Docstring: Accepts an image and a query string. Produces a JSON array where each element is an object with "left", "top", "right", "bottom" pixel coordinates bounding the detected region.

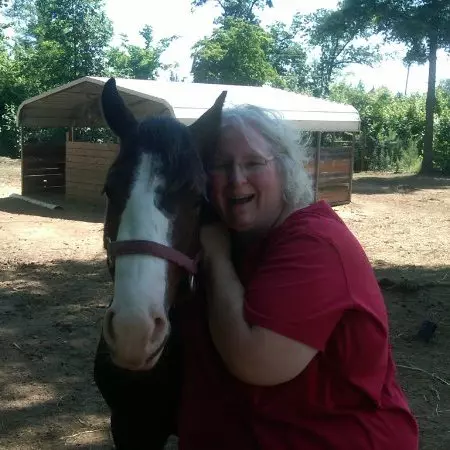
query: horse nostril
[
  {"left": 103, "top": 309, "right": 116, "bottom": 346},
  {"left": 154, "top": 317, "right": 164, "bottom": 333}
]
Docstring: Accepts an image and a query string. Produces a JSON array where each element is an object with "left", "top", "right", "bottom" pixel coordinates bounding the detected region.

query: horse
[{"left": 93, "top": 77, "right": 227, "bottom": 449}]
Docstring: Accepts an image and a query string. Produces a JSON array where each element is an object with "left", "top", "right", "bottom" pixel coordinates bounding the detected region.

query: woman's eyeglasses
[{"left": 208, "top": 158, "right": 274, "bottom": 178}]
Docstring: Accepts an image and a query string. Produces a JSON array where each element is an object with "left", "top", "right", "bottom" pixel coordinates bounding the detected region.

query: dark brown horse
[{"left": 94, "top": 78, "right": 226, "bottom": 449}]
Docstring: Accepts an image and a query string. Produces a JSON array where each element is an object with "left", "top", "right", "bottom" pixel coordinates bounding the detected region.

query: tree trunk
[{"left": 420, "top": 31, "right": 438, "bottom": 174}]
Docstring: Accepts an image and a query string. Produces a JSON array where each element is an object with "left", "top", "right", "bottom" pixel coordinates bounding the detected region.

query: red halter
[{"left": 106, "top": 238, "right": 200, "bottom": 275}]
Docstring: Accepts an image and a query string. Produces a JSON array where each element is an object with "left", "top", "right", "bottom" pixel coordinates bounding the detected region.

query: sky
[
  {"left": 105, "top": 0, "right": 450, "bottom": 94},
  {"left": 3, "top": 0, "right": 449, "bottom": 94}
]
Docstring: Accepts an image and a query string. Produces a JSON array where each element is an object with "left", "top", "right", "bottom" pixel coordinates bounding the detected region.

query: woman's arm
[{"left": 205, "top": 253, "right": 318, "bottom": 386}]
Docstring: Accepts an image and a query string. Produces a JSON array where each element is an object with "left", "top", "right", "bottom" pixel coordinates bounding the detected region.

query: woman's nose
[{"left": 229, "top": 164, "right": 247, "bottom": 184}]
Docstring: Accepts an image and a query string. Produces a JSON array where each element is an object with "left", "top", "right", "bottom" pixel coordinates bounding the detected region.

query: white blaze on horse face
[{"left": 109, "top": 153, "right": 171, "bottom": 369}]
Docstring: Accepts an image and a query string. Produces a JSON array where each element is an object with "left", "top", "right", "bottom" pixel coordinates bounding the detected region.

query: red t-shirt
[{"left": 177, "top": 200, "right": 419, "bottom": 450}]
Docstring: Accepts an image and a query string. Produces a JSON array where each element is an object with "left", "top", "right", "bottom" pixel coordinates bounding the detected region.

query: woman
[
  {"left": 95, "top": 103, "right": 419, "bottom": 450},
  {"left": 176, "top": 104, "right": 419, "bottom": 449}
]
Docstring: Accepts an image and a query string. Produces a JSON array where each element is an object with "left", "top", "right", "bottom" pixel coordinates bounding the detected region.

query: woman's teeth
[{"left": 229, "top": 195, "right": 254, "bottom": 205}]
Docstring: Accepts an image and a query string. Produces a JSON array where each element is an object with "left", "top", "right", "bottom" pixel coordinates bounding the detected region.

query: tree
[
  {"left": 107, "top": 26, "right": 177, "bottom": 80},
  {"left": 0, "top": 26, "right": 29, "bottom": 157},
  {"left": 438, "top": 78, "right": 450, "bottom": 93},
  {"left": 191, "top": 0, "right": 273, "bottom": 23},
  {"left": 266, "top": 20, "right": 310, "bottom": 93},
  {"left": 337, "top": 0, "right": 450, "bottom": 173},
  {"left": 191, "top": 17, "right": 278, "bottom": 86},
  {"left": 6, "top": 0, "right": 113, "bottom": 91},
  {"left": 293, "top": 8, "right": 381, "bottom": 97}
]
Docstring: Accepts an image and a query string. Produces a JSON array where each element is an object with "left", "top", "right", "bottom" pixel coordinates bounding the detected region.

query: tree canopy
[
  {"left": 336, "top": 0, "right": 450, "bottom": 172},
  {"left": 0, "top": 0, "right": 448, "bottom": 174}
]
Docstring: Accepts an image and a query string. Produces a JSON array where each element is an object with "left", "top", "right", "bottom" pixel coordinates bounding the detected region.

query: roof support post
[
  {"left": 20, "top": 126, "right": 25, "bottom": 195},
  {"left": 314, "top": 132, "right": 322, "bottom": 202}
]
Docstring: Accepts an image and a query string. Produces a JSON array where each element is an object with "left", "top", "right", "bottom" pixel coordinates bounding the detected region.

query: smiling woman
[
  {"left": 205, "top": 104, "right": 314, "bottom": 234},
  {"left": 96, "top": 97, "right": 419, "bottom": 450},
  {"left": 176, "top": 104, "right": 419, "bottom": 450}
]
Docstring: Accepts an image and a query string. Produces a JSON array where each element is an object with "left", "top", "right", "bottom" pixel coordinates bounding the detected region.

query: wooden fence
[
  {"left": 306, "top": 145, "right": 353, "bottom": 206},
  {"left": 65, "top": 141, "right": 119, "bottom": 204},
  {"left": 21, "top": 143, "right": 66, "bottom": 195},
  {"left": 23, "top": 132, "right": 353, "bottom": 207}
]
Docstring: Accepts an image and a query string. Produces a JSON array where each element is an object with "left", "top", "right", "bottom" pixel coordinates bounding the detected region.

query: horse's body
[{"left": 93, "top": 78, "right": 226, "bottom": 449}]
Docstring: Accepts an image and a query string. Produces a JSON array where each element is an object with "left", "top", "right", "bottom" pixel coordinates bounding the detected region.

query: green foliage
[
  {"left": 0, "top": 104, "right": 20, "bottom": 157},
  {"left": 8, "top": 0, "right": 114, "bottom": 89},
  {"left": 294, "top": 8, "right": 381, "bottom": 97},
  {"left": 337, "top": 0, "right": 450, "bottom": 173},
  {"left": 191, "top": 18, "right": 278, "bottom": 86},
  {"left": 106, "top": 26, "right": 178, "bottom": 80},
  {"left": 266, "top": 21, "right": 310, "bottom": 93},
  {"left": 191, "top": 0, "right": 273, "bottom": 24},
  {"left": 0, "top": 0, "right": 174, "bottom": 157},
  {"left": 434, "top": 86, "right": 450, "bottom": 174},
  {"left": 329, "top": 81, "right": 450, "bottom": 175},
  {"left": 438, "top": 78, "right": 450, "bottom": 93}
]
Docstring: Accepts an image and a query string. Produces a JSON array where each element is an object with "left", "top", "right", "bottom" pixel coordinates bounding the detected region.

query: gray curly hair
[{"left": 216, "top": 104, "right": 315, "bottom": 207}]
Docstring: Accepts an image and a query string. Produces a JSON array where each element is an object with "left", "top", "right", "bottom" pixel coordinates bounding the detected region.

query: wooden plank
[
  {"left": 66, "top": 182, "right": 104, "bottom": 194},
  {"left": 66, "top": 147, "right": 119, "bottom": 157},
  {"left": 318, "top": 185, "right": 350, "bottom": 205},
  {"left": 22, "top": 167, "right": 64, "bottom": 177},
  {"left": 23, "top": 183, "right": 64, "bottom": 195},
  {"left": 66, "top": 167, "right": 109, "bottom": 178},
  {"left": 66, "top": 155, "right": 114, "bottom": 166},
  {"left": 23, "top": 174, "right": 65, "bottom": 188},
  {"left": 319, "top": 172, "right": 351, "bottom": 182},
  {"left": 23, "top": 185, "right": 65, "bottom": 195},
  {"left": 319, "top": 160, "right": 351, "bottom": 174},
  {"left": 66, "top": 161, "right": 113, "bottom": 171},
  {"left": 320, "top": 148, "right": 351, "bottom": 161},
  {"left": 22, "top": 142, "right": 66, "bottom": 196},
  {"left": 66, "top": 175, "right": 106, "bottom": 187},
  {"left": 66, "top": 154, "right": 115, "bottom": 166},
  {"left": 22, "top": 145, "right": 65, "bottom": 157},
  {"left": 22, "top": 159, "right": 65, "bottom": 169},
  {"left": 319, "top": 180, "right": 350, "bottom": 189},
  {"left": 67, "top": 141, "right": 119, "bottom": 151}
]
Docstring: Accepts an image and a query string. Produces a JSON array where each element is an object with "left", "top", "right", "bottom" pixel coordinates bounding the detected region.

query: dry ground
[{"left": 1, "top": 156, "right": 449, "bottom": 449}]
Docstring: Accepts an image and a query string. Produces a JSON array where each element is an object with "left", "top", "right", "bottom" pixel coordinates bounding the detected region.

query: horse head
[{"left": 100, "top": 78, "right": 226, "bottom": 370}]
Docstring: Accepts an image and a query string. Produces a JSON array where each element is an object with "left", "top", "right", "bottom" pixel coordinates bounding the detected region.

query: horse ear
[
  {"left": 101, "top": 78, "right": 138, "bottom": 140},
  {"left": 188, "top": 91, "right": 227, "bottom": 156}
]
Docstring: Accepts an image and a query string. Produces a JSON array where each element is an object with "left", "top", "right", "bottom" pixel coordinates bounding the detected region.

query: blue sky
[{"left": 105, "top": 0, "right": 450, "bottom": 94}]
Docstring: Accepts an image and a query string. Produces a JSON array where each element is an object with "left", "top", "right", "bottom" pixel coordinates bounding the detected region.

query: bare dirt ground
[{"left": 1, "top": 156, "right": 449, "bottom": 449}]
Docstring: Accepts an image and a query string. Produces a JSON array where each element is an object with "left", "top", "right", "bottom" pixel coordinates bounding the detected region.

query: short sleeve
[{"left": 244, "top": 227, "right": 350, "bottom": 352}]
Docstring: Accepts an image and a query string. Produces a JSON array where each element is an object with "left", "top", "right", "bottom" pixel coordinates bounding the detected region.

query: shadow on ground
[
  {"left": 0, "top": 255, "right": 448, "bottom": 449},
  {"left": 372, "top": 263, "right": 450, "bottom": 450},
  {"left": 0, "top": 257, "right": 112, "bottom": 448},
  {"left": 352, "top": 173, "right": 450, "bottom": 195},
  {"left": 0, "top": 196, "right": 105, "bottom": 223}
]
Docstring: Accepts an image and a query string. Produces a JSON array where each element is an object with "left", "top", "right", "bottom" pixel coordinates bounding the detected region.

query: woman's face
[{"left": 208, "top": 126, "right": 285, "bottom": 236}]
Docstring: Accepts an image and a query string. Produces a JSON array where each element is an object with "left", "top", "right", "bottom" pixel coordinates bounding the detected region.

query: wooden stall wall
[
  {"left": 22, "top": 142, "right": 66, "bottom": 195},
  {"left": 305, "top": 132, "right": 354, "bottom": 206},
  {"left": 317, "top": 145, "right": 353, "bottom": 205},
  {"left": 66, "top": 141, "right": 119, "bottom": 204}
]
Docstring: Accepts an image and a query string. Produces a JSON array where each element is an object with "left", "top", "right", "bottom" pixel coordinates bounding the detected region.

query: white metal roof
[{"left": 16, "top": 76, "right": 360, "bottom": 132}]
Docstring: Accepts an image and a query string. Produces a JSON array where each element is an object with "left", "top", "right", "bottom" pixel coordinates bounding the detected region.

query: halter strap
[{"left": 107, "top": 239, "right": 200, "bottom": 275}]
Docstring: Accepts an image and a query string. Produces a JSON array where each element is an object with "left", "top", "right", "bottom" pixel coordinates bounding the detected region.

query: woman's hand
[{"left": 200, "top": 222, "right": 231, "bottom": 262}]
